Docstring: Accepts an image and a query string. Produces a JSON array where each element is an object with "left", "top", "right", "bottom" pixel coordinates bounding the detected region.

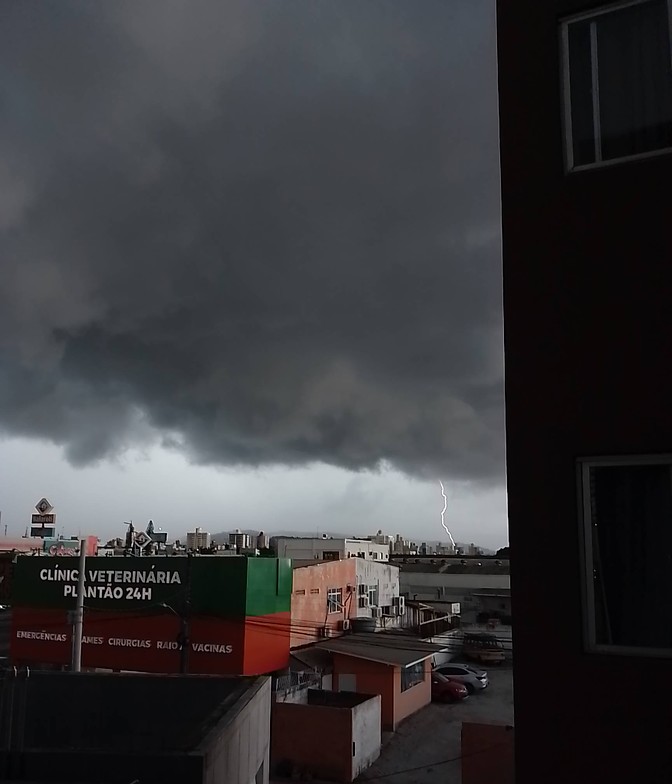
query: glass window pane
[
  {"left": 568, "top": 20, "right": 597, "bottom": 166},
  {"left": 588, "top": 462, "right": 672, "bottom": 650},
  {"left": 597, "top": 0, "right": 672, "bottom": 161}
]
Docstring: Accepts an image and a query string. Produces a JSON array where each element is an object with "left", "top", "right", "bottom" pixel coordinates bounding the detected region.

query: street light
[{"left": 158, "top": 602, "right": 189, "bottom": 675}]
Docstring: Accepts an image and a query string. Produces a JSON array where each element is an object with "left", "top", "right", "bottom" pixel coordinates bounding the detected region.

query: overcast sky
[{"left": 0, "top": 0, "right": 505, "bottom": 547}]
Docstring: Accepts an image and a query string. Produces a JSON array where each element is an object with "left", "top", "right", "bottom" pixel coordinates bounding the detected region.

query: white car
[{"left": 435, "top": 663, "right": 489, "bottom": 693}]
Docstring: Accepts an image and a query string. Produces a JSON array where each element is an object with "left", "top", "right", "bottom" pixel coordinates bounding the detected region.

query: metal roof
[{"left": 313, "top": 632, "right": 447, "bottom": 667}]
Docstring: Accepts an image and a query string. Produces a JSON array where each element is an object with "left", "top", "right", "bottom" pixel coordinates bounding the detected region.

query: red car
[{"left": 431, "top": 671, "right": 469, "bottom": 702}]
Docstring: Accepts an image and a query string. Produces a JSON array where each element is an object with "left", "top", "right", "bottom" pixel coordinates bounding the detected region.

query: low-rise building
[
  {"left": 313, "top": 632, "right": 446, "bottom": 731},
  {"left": 0, "top": 670, "right": 271, "bottom": 783},
  {"left": 274, "top": 536, "right": 389, "bottom": 563},
  {"left": 398, "top": 557, "right": 510, "bottom": 618},
  {"left": 290, "top": 558, "right": 402, "bottom": 648}
]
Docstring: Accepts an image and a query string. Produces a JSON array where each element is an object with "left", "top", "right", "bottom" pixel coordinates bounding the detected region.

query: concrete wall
[
  {"left": 392, "top": 659, "right": 432, "bottom": 730},
  {"left": 201, "top": 677, "right": 271, "bottom": 784},
  {"left": 461, "top": 723, "right": 514, "bottom": 784},
  {"left": 291, "top": 559, "right": 357, "bottom": 648},
  {"left": 271, "top": 700, "right": 352, "bottom": 781},
  {"left": 351, "top": 693, "right": 381, "bottom": 778}
]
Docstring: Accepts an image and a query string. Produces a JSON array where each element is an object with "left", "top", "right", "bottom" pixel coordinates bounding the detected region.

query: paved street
[{"left": 358, "top": 665, "right": 514, "bottom": 784}]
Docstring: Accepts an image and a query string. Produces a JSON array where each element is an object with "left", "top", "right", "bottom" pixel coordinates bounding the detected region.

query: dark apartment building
[{"left": 498, "top": 0, "right": 672, "bottom": 782}]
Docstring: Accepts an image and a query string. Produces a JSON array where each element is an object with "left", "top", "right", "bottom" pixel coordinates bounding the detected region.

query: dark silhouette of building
[
  {"left": 0, "top": 670, "right": 270, "bottom": 783},
  {"left": 498, "top": 0, "right": 672, "bottom": 782}
]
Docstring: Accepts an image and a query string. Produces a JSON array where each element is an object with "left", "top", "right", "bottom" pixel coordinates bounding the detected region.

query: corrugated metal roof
[{"left": 313, "top": 632, "right": 447, "bottom": 667}]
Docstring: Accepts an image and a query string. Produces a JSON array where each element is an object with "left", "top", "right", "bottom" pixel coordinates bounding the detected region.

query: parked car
[
  {"left": 431, "top": 671, "right": 469, "bottom": 703},
  {"left": 462, "top": 632, "right": 506, "bottom": 665},
  {"left": 435, "top": 663, "right": 489, "bottom": 693}
]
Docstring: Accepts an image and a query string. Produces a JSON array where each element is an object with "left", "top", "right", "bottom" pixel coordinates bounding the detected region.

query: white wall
[
  {"left": 275, "top": 537, "right": 346, "bottom": 560},
  {"left": 355, "top": 560, "right": 400, "bottom": 624},
  {"left": 275, "top": 537, "right": 389, "bottom": 563},
  {"left": 344, "top": 539, "right": 389, "bottom": 561},
  {"left": 351, "top": 695, "right": 381, "bottom": 779},
  {"left": 201, "top": 677, "right": 271, "bottom": 784}
]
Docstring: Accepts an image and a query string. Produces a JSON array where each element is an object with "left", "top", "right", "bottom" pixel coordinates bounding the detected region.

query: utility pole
[
  {"left": 70, "top": 539, "right": 86, "bottom": 672},
  {"left": 179, "top": 553, "right": 192, "bottom": 675}
]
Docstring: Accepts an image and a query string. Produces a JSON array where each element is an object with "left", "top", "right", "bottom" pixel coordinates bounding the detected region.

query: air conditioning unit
[
  {"left": 370, "top": 606, "right": 383, "bottom": 618},
  {"left": 317, "top": 626, "right": 332, "bottom": 638},
  {"left": 340, "top": 619, "right": 351, "bottom": 632}
]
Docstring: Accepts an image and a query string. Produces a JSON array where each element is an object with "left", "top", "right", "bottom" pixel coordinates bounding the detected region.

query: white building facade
[
  {"left": 187, "top": 527, "right": 211, "bottom": 549},
  {"left": 273, "top": 536, "right": 389, "bottom": 563}
]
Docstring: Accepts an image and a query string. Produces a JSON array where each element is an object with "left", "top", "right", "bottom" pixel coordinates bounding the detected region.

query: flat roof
[
  {"left": 10, "top": 672, "right": 264, "bottom": 753},
  {"left": 313, "top": 632, "right": 447, "bottom": 667}
]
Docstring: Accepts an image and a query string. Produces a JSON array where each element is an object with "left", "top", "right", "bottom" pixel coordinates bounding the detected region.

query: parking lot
[{"left": 358, "top": 664, "right": 514, "bottom": 784}]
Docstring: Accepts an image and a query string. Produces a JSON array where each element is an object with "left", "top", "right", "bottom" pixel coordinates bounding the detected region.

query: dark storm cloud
[{"left": 0, "top": 0, "right": 503, "bottom": 480}]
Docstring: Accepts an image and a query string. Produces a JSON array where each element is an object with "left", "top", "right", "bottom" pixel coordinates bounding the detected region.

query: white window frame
[
  {"left": 578, "top": 452, "right": 672, "bottom": 657},
  {"left": 327, "top": 587, "right": 343, "bottom": 614},
  {"left": 560, "top": 0, "right": 672, "bottom": 172}
]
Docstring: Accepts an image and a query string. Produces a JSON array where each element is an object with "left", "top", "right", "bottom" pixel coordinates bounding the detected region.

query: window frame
[
  {"left": 327, "top": 587, "right": 343, "bottom": 614},
  {"left": 400, "top": 660, "right": 425, "bottom": 692},
  {"left": 577, "top": 452, "right": 672, "bottom": 657},
  {"left": 560, "top": 0, "right": 672, "bottom": 172}
]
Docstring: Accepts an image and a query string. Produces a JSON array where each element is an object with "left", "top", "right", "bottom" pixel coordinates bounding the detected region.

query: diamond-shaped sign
[
  {"left": 35, "top": 498, "right": 53, "bottom": 514},
  {"left": 134, "top": 531, "right": 151, "bottom": 547}
]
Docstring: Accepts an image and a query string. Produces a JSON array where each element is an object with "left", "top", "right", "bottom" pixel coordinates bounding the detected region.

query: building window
[
  {"left": 368, "top": 585, "right": 379, "bottom": 608},
  {"left": 327, "top": 588, "right": 343, "bottom": 614},
  {"left": 294, "top": 589, "right": 306, "bottom": 596},
  {"left": 357, "top": 584, "right": 368, "bottom": 608},
  {"left": 579, "top": 454, "right": 672, "bottom": 656},
  {"left": 400, "top": 661, "right": 425, "bottom": 692},
  {"left": 561, "top": 0, "right": 672, "bottom": 170},
  {"left": 310, "top": 588, "right": 320, "bottom": 595},
  {"left": 322, "top": 550, "right": 340, "bottom": 561}
]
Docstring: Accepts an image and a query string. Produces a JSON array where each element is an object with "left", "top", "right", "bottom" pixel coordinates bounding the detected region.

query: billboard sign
[
  {"left": 11, "top": 607, "right": 247, "bottom": 674},
  {"left": 10, "top": 556, "right": 293, "bottom": 675}
]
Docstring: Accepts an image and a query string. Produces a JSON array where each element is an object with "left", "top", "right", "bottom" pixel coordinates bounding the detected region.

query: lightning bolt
[{"left": 439, "top": 480, "right": 457, "bottom": 550}]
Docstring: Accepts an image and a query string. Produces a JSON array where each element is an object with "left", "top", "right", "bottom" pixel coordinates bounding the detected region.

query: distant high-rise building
[
  {"left": 187, "top": 527, "right": 211, "bottom": 550},
  {"left": 256, "top": 531, "right": 269, "bottom": 550},
  {"left": 229, "top": 529, "right": 252, "bottom": 551}
]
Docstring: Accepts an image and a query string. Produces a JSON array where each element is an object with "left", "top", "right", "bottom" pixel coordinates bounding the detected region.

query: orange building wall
[
  {"left": 242, "top": 611, "right": 291, "bottom": 674},
  {"left": 332, "top": 653, "right": 431, "bottom": 731},
  {"left": 271, "top": 701, "right": 352, "bottom": 782},
  {"left": 331, "top": 653, "right": 394, "bottom": 730},
  {"left": 290, "top": 560, "right": 357, "bottom": 648}
]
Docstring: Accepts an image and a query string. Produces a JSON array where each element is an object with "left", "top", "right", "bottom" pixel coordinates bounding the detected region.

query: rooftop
[
  {"left": 398, "top": 558, "right": 509, "bottom": 575},
  {"left": 313, "top": 632, "right": 447, "bottom": 667},
  {"left": 1, "top": 671, "right": 264, "bottom": 753}
]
